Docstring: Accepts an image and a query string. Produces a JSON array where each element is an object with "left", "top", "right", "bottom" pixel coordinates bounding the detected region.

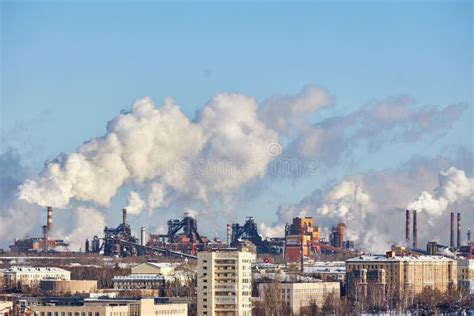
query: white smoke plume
[
  {"left": 18, "top": 94, "right": 279, "bottom": 213},
  {"left": 125, "top": 191, "right": 146, "bottom": 215},
  {"left": 267, "top": 160, "right": 473, "bottom": 253},
  {"left": 65, "top": 207, "right": 106, "bottom": 250},
  {"left": 408, "top": 167, "right": 474, "bottom": 216}
]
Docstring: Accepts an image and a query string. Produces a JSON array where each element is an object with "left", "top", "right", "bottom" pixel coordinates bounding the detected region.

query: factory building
[
  {"left": 9, "top": 206, "right": 69, "bottom": 253},
  {"left": 27, "top": 298, "right": 187, "bottom": 316},
  {"left": 197, "top": 247, "right": 255, "bottom": 316},
  {"left": 285, "top": 217, "right": 321, "bottom": 261},
  {"left": 3, "top": 267, "right": 70, "bottom": 289},
  {"left": 346, "top": 253, "right": 457, "bottom": 300},
  {"left": 258, "top": 281, "right": 340, "bottom": 314}
]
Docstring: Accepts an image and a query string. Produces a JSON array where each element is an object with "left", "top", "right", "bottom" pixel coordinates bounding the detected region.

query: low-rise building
[
  {"left": 346, "top": 253, "right": 457, "bottom": 299},
  {"left": 3, "top": 267, "right": 70, "bottom": 289},
  {"left": 39, "top": 279, "right": 97, "bottom": 294},
  {"left": 303, "top": 261, "right": 346, "bottom": 282},
  {"left": 258, "top": 281, "right": 340, "bottom": 314},
  {"left": 112, "top": 274, "right": 165, "bottom": 290},
  {"left": 27, "top": 298, "right": 187, "bottom": 316}
]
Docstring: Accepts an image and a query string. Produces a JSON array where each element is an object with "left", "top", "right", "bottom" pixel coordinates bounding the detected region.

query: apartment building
[
  {"left": 28, "top": 298, "right": 187, "bottom": 316},
  {"left": 258, "top": 281, "right": 340, "bottom": 314},
  {"left": 3, "top": 267, "right": 70, "bottom": 289},
  {"left": 346, "top": 253, "right": 457, "bottom": 299},
  {"left": 457, "top": 259, "right": 474, "bottom": 295},
  {"left": 197, "top": 247, "right": 256, "bottom": 316}
]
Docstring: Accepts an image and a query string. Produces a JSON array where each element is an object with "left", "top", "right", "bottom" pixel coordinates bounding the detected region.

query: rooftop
[
  {"left": 4, "top": 267, "right": 70, "bottom": 273},
  {"left": 346, "top": 255, "right": 455, "bottom": 262}
]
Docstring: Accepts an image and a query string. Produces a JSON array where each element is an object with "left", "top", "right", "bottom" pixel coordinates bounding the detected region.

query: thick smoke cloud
[
  {"left": 19, "top": 94, "right": 279, "bottom": 212},
  {"left": 408, "top": 167, "right": 474, "bottom": 216}
]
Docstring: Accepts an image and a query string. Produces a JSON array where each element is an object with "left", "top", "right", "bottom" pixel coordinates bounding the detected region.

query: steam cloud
[
  {"left": 407, "top": 167, "right": 474, "bottom": 216},
  {"left": 19, "top": 94, "right": 279, "bottom": 212}
]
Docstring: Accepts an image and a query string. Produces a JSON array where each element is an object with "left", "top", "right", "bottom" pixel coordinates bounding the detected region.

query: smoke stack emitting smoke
[
  {"left": 457, "top": 212, "right": 461, "bottom": 249},
  {"left": 450, "top": 212, "right": 454, "bottom": 248}
]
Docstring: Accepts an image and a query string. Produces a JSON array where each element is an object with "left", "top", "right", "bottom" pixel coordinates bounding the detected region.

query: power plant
[
  {"left": 9, "top": 206, "right": 69, "bottom": 253},
  {"left": 404, "top": 209, "right": 474, "bottom": 259}
]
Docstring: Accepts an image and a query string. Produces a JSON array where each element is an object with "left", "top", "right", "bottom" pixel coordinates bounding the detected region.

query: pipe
[
  {"left": 412, "top": 210, "right": 417, "bottom": 249},
  {"left": 457, "top": 213, "right": 461, "bottom": 249},
  {"left": 450, "top": 212, "right": 454, "bottom": 248},
  {"left": 47, "top": 206, "right": 53, "bottom": 232},
  {"left": 140, "top": 227, "right": 146, "bottom": 246},
  {"left": 122, "top": 208, "right": 128, "bottom": 226},
  {"left": 405, "top": 209, "right": 410, "bottom": 245}
]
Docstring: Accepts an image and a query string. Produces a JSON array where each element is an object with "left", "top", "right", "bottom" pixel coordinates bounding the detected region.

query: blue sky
[{"left": 1, "top": 1, "right": 473, "bottom": 246}]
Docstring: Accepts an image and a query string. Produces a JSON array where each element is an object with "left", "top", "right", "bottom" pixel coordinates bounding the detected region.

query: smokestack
[
  {"left": 412, "top": 210, "right": 417, "bottom": 249},
  {"left": 226, "top": 224, "right": 231, "bottom": 247},
  {"left": 457, "top": 212, "right": 461, "bottom": 249},
  {"left": 450, "top": 212, "right": 454, "bottom": 248},
  {"left": 122, "top": 208, "right": 128, "bottom": 226},
  {"left": 42, "top": 225, "right": 48, "bottom": 252},
  {"left": 47, "top": 206, "right": 53, "bottom": 232},
  {"left": 337, "top": 223, "right": 346, "bottom": 248},
  {"left": 468, "top": 228, "right": 471, "bottom": 243},
  {"left": 405, "top": 209, "right": 410, "bottom": 245},
  {"left": 140, "top": 227, "right": 146, "bottom": 246}
]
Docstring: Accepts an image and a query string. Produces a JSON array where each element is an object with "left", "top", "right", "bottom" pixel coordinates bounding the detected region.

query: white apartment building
[
  {"left": 258, "top": 281, "right": 340, "bottom": 314},
  {"left": 197, "top": 248, "right": 256, "bottom": 316},
  {"left": 3, "top": 267, "right": 70, "bottom": 288}
]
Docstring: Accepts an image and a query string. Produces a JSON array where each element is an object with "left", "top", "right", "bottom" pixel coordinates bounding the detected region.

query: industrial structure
[
  {"left": 9, "top": 206, "right": 69, "bottom": 253},
  {"left": 87, "top": 209, "right": 208, "bottom": 259},
  {"left": 284, "top": 217, "right": 357, "bottom": 262},
  {"left": 230, "top": 217, "right": 284, "bottom": 253}
]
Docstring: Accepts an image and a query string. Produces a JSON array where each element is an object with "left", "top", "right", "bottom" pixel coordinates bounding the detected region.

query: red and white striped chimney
[{"left": 47, "top": 206, "right": 53, "bottom": 232}]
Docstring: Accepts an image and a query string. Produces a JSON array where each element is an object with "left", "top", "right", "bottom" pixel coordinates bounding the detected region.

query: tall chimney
[
  {"left": 47, "top": 206, "right": 53, "bottom": 232},
  {"left": 122, "top": 208, "right": 128, "bottom": 226},
  {"left": 140, "top": 227, "right": 146, "bottom": 246},
  {"left": 457, "top": 212, "right": 461, "bottom": 249},
  {"left": 450, "top": 212, "right": 454, "bottom": 248},
  {"left": 226, "top": 224, "right": 231, "bottom": 247},
  {"left": 412, "top": 210, "right": 417, "bottom": 249},
  {"left": 405, "top": 209, "right": 410, "bottom": 245},
  {"left": 467, "top": 228, "right": 471, "bottom": 243}
]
